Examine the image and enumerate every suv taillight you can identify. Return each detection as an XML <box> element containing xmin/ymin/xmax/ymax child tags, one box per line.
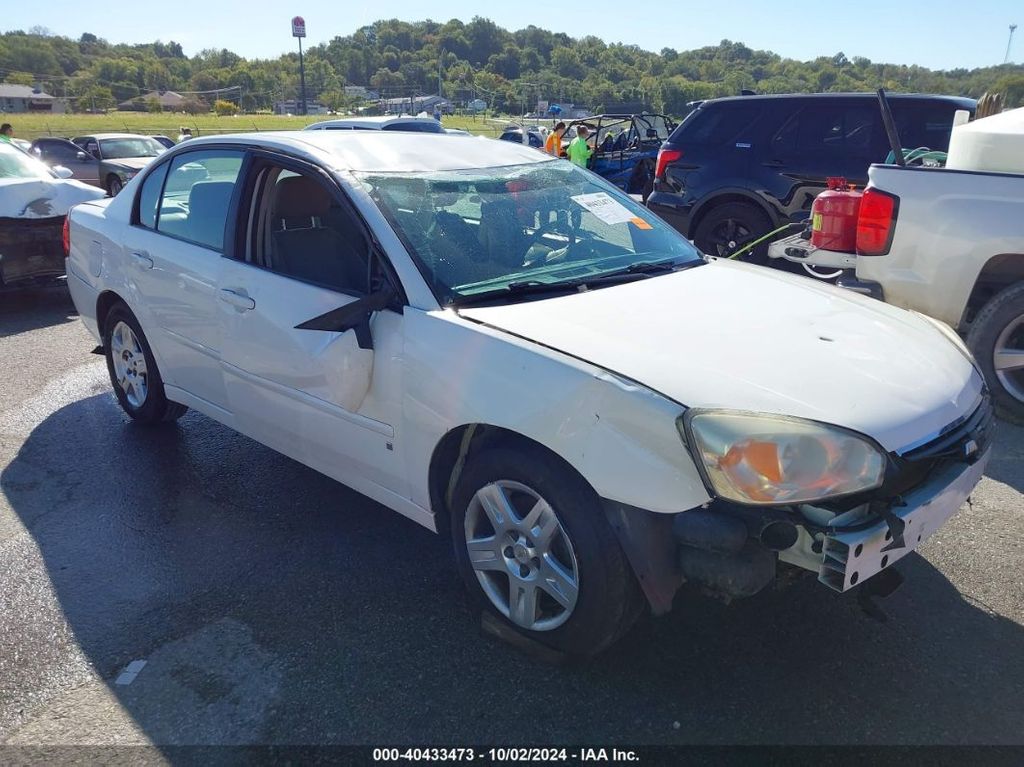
<box><xmin>856</xmin><ymin>188</ymin><xmax>899</xmax><ymax>256</ymax></box>
<box><xmin>62</xmin><ymin>215</ymin><xmax>70</xmax><ymax>257</ymax></box>
<box><xmin>654</xmin><ymin>148</ymin><xmax>682</xmax><ymax>180</ymax></box>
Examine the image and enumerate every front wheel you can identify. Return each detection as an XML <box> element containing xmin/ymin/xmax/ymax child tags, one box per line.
<box><xmin>103</xmin><ymin>303</ymin><xmax>188</xmax><ymax>424</ymax></box>
<box><xmin>451</xmin><ymin>445</ymin><xmax>643</xmax><ymax>657</ymax></box>
<box><xmin>967</xmin><ymin>282</ymin><xmax>1024</xmax><ymax>425</ymax></box>
<box><xmin>107</xmin><ymin>176</ymin><xmax>123</xmax><ymax>196</ymax></box>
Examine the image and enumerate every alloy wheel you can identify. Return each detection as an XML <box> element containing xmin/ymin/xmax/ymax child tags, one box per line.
<box><xmin>110</xmin><ymin>321</ymin><xmax>149</xmax><ymax>408</ymax></box>
<box><xmin>464</xmin><ymin>480</ymin><xmax>580</xmax><ymax>631</ymax></box>
<box><xmin>994</xmin><ymin>312</ymin><xmax>1024</xmax><ymax>404</ymax></box>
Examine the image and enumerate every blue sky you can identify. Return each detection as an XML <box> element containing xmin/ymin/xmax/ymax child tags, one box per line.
<box><xmin>5</xmin><ymin>1</ymin><xmax>1019</xmax><ymax>71</ymax></box>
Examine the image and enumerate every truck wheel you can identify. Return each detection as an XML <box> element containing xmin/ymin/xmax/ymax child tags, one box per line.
<box><xmin>693</xmin><ymin>202</ymin><xmax>773</xmax><ymax>264</ymax></box>
<box><xmin>103</xmin><ymin>302</ymin><xmax>188</xmax><ymax>424</ymax></box>
<box><xmin>450</xmin><ymin>445</ymin><xmax>643</xmax><ymax>657</ymax></box>
<box><xmin>107</xmin><ymin>176</ymin><xmax>123</xmax><ymax>196</ymax></box>
<box><xmin>967</xmin><ymin>282</ymin><xmax>1024</xmax><ymax>425</ymax></box>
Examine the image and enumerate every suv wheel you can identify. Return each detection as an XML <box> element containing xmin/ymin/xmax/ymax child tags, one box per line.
<box><xmin>967</xmin><ymin>282</ymin><xmax>1024</xmax><ymax>425</ymax></box>
<box><xmin>450</xmin><ymin>445</ymin><xmax>644</xmax><ymax>657</ymax></box>
<box><xmin>694</xmin><ymin>202</ymin><xmax>772</xmax><ymax>264</ymax></box>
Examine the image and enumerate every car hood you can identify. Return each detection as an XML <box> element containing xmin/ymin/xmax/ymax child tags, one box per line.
<box><xmin>0</xmin><ymin>178</ymin><xmax>106</xmax><ymax>218</ymax></box>
<box><xmin>458</xmin><ymin>259</ymin><xmax>984</xmax><ymax>452</ymax></box>
<box><xmin>103</xmin><ymin>157</ymin><xmax>154</xmax><ymax>171</ymax></box>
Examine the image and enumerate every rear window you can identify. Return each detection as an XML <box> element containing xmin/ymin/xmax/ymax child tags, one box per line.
<box><xmin>890</xmin><ymin>105</ymin><xmax>961</xmax><ymax>152</ymax></box>
<box><xmin>671</xmin><ymin>103</ymin><xmax>761</xmax><ymax>146</ymax></box>
<box><xmin>383</xmin><ymin>121</ymin><xmax>445</xmax><ymax>133</ymax></box>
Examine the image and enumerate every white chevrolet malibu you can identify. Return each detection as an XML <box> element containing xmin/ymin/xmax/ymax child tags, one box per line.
<box><xmin>66</xmin><ymin>132</ymin><xmax>993</xmax><ymax>656</ymax></box>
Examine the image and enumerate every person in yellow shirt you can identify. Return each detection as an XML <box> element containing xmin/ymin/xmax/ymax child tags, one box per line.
<box><xmin>544</xmin><ymin>122</ymin><xmax>566</xmax><ymax>158</ymax></box>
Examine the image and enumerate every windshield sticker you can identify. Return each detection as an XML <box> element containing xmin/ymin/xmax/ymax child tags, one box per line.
<box><xmin>570</xmin><ymin>192</ymin><xmax>635</xmax><ymax>225</ymax></box>
<box><xmin>630</xmin><ymin>217</ymin><xmax>653</xmax><ymax>230</ymax></box>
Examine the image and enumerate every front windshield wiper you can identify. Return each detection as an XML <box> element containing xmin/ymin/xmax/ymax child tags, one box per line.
<box><xmin>583</xmin><ymin>258</ymin><xmax>702</xmax><ymax>283</ymax></box>
<box><xmin>452</xmin><ymin>279</ymin><xmax>585</xmax><ymax>307</ymax></box>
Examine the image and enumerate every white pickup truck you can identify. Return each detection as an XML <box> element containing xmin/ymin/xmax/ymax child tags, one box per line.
<box><xmin>771</xmin><ymin>108</ymin><xmax>1024</xmax><ymax>424</ymax></box>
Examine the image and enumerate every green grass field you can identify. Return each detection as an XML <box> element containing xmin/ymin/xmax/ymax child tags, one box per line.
<box><xmin>8</xmin><ymin>111</ymin><xmax>513</xmax><ymax>140</ymax></box>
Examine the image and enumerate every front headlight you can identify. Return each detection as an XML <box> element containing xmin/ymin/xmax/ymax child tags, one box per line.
<box><xmin>679</xmin><ymin>411</ymin><xmax>886</xmax><ymax>506</ymax></box>
<box><xmin>912</xmin><ymin>311</ymin><xmax>976</xmax><ymax>366</ymax></box>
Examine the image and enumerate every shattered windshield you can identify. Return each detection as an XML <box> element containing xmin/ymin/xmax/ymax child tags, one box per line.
<box><xmin>358</xmin><ymin>161</ymin><xmax>701</xmax><ymax>304</ymax></box>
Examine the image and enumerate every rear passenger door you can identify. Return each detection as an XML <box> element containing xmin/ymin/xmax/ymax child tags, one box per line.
<box><xmin>120</xmin><ymin>149</ymin><xmax>244</xmax><ymax>415</ymax></box>
<box><xmin>765</xmin><ymin>101</ymin><xmax>885</xmax><ymax>216</ymax></box>
<box><xmin>217</xmin><ymin>153</ymin><xmax>408</xmax><ymax>497</ymax></box>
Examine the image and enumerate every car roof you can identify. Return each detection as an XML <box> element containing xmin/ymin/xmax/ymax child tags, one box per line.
<box><xmin>703</xmin><ymin>92</ymin><xmax>976</xmax><ymax>108</ymax></box>
<box><xmin>166</xmin><ymin>131</ymin><xmax>553</xmax><ymax>173</ymax></box>
<box><xmin>76</xmin><ymin>133</ymin><xmax>155</xmax><ymax>140</ymax></box>
<box><xmin>305</xmin><ymin>115</ymin><xmax>440</xmax><ymax>130</ymax></box>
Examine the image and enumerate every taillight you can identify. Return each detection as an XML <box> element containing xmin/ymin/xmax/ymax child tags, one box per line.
<box><xmin>855</xmin><ymin>188</ymin><xmax>899</xmax><ymax>256</ymax></box>
<box><xmin>62</xmin><ymin>215</ymin><xmax>70</xmax><ymax>257</ymax></box>
<box><xmin>654</xmin><ymin>148</ymin><xmax>682</xmax><ymax>180</ymax></box>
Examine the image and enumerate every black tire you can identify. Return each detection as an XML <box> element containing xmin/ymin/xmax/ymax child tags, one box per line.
<box><xmin>693</xmin><ymin>201</ymin><xmax>773</xmax><ymax>264</ymax></box>
<box><xmin>107</xmin><ymin>175</ymin><xmax>123</xmax><ymax>196</ymax></box>
<box><xmin>103</xmin><ymin>302</ymin><xmax>188</xmax><ymax>424</ymax></box>
<box><xmin>967</xmin><ymin>282</ymin><xmax>1024</xmax><ymax>425</ymax></box>
<box><xmin>450</xmin><ymin>444</ymin><xmax>644</xmax><ymax>657</ymax></box>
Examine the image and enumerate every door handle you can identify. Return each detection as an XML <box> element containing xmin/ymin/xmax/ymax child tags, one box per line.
<box><xmin>131</xmin><ymin>251</ymin><xmax>153</xmax><ymax>269</ymax></box>
<box><xmin>219</xmin><ymin>288</ymin><xmax>256</xmax><ymax>311</ymax></box>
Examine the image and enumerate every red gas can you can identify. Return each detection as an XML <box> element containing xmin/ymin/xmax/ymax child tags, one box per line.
<box><xmin>810</xmin><ymin>177</ymin><xmax>863</xmax><ymax>252</ymax></box>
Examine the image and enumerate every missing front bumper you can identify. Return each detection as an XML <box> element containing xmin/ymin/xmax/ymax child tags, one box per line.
<box><xmin>818</xmin><ymin>450</ymin><xmax>990</xmax><ymax>592</ymax></box>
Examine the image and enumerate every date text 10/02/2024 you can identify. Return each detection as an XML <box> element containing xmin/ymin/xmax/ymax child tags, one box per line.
<box><xmin>373</xmin><ymin>748</ymin><xmax>640</xmax><ymax>762</ymax></box>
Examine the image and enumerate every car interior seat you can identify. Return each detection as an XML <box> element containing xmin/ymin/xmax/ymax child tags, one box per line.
<box><xmin>270</xmin><ymin>175</ymin><xmax>366</xmax><ymax>292</ymax></box>
<box><xmin>182</xmin><ymin>181</ymin><xmax>234</xmax><ymax>249</ymax></box>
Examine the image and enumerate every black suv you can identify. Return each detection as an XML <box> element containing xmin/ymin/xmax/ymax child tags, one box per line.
<box><xmin>647</xmin><ymin>93</ymin><xmax>976</xmax><ymax>258</ymax></box>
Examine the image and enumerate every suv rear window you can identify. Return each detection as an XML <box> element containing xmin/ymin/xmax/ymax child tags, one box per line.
<box><xmin>672</xmin><ymin>104</ymin><xmax>761</xmax><ymax>146</ymax></box>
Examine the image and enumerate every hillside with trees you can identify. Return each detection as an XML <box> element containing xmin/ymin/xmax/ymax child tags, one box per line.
<box><xmin>2</xmin><ymin>19</ymin><xmax>1022</xmax><ymax>116</ymax></box>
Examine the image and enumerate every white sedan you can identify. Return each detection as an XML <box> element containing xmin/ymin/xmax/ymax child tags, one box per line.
<box><xmin>0</xmin><ymin>142</ymin><xmax>105</xmax><ymax>286</ymax></box>
<box><xmin>66</xmin><ymin>132</ymin><xmax>992</xmax><ymax>656</ymax></box>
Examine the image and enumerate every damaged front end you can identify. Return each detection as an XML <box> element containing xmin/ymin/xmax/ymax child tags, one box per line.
<box><xmin>605</xmin><ymin>396</ymin><xmax>995</xmax><ymax>614</ymax></box>
<box><xmin>0</xmin><ymin>216</ymin><xmax>66</xmax><ymax>286</ymax></box>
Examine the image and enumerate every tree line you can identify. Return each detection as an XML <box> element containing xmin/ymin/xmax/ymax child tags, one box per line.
<box><xmin>2</xmin><ymin>19</ymin><xmax>1022</xmax><ymax>116</ymax></box>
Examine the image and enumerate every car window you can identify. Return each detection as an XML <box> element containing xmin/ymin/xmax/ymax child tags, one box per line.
<box><xmin>155</xmin><ymin>151</ymin><xmax>244</xmax><ymax>251</ymax></box>
<box><xmin>891</xmin><ymin>105</ymin><xmax>958</xmax><ymax>152</ymax></box>
<box><xmin>359</xmin><ymin>161</ymin><xmax>700</xmax><ymax>304</ymax></box>
<box><xmin>42</xmin><ymin>141</ymin><xmax>82</xmax><ymax>163</ymax></box>
<box><xmin>673</xmin><ymin>103</ymin><xmax>761</xmax><ymax>146</ymax></box>
<box><xmin>0</xmin><ymin>144</ymin><xmax>54</xmax><ymax>179</ymax></box>
<box><xmin>136</xmin><ymin>162</ymin><xmax>170</xmax><ymax>230</ymax></box>
<box><xmin>773</xmin><ymin>105</ymin><xmax>877</xmax><ymax>155</ymax></box>
<box><xmin>98</xmin><ymin>137</ymin><xmax>163</xmax><ymax>159</ymax></box>
<box><xmin>382</xmin><ymin>121</ymin><xmax>445</xmax><ymax>133</ymax></box>
<box><xmin>243</xmin><ymin>164</ymin><xmax>370</xmax><ymax>295</ymax></box>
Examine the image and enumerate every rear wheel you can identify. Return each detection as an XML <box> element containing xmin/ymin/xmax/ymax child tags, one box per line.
<box><xmin>967</xmin><ymin>283</ymin><xmax>1024</xmax><ymax>425</ymax></box>
<box><xmin>107</xmin><ymin>175</ymin><xmax>123</xmax><ymax>196</ymax></box>
<box><xmin>450</xmin><ymin>445</ymin><xmax>643</xmax><ymax>657</ymax></box>
<box><xmin>103</xmin><ymin>303</ymin><xmax>188</xmax><ymax>424</ymax></box>
<box><xmin>693</xmin><ymin>202</ymin><xmax>773</xmax><ymax>264</ymax></box>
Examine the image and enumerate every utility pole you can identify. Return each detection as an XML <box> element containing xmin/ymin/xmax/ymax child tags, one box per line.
<box><xmin>438</xmin><ymin>48</ymin><xmax>445</xmax><ymax>98</ymax></box>
<box><xmin>292</xmin><ymin>16</ymin><xmax>308</xmax><ymax>115</ymax></box>
<box><xmin>1006</xmin><ymin>24</ymin><xmax>1018</xmax><ymax>65</ymax></box>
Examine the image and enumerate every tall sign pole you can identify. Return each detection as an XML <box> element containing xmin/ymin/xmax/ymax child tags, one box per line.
<box><xmin>292</xmin><ymin>16</ymin><xmax>307</xmax><ymax>115</ymax></box>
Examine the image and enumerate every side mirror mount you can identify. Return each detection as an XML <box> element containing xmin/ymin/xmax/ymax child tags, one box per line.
<box><xmin>53</xmin><ymin>165</ymin><xmax>74</xmax><ymax>179</ymax></box>
<box><xmin>294</xmin><ymin>286</ymin><xmax>394</xmax><ymax>350</ymax></box>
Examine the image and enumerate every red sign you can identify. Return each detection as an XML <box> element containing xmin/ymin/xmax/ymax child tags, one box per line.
<box><xmin>291</xmin><ymin>16</ymin><xmax>306</xmax><ymax>38</ymax></box>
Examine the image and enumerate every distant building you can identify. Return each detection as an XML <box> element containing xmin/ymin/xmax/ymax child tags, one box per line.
<box><xmin>344</xmin><ymin>86</ymin><xmax>379</xmax><ymax>100</ymax></box>
<box><xmin>0</xmin><ymin>84</ymin><xmax>57</xmax><ymax>113</ymax></box>
<box><xmin>379</xmin><ymin>94</ymin><xmax>452</xmax><ymax>115</ymax></box>
<box><xmin>118</xmin><ymin>90</ymin><xmax>188</xmax><ymax>112</ymax></box>
<box><xmin>467</xmin><ymin>98</ymin><xmax>487</xmax><ymax>113</ymax></box>
<box><xmin>273</xmin><ymin>99</ymin><xmax>331</xmax><ymax>115</ymax></box>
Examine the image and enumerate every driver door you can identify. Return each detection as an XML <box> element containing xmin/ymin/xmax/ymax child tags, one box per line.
<box><xmin>217</xmin><ymin>154</ymin><xmax>408</xmax><ymax>497</ymax></box>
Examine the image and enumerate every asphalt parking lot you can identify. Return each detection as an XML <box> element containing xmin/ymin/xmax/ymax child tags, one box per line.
<box><xmin>1</xmin><ymin>283</ymin><xmax>1023</xmax><ymax>747</ymax></box>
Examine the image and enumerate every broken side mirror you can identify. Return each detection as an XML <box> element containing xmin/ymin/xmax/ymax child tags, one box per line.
<box><xmin>293</xmin><ymin>285</ymin><xmax>395</xmax><ymax>350</ymax></box>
